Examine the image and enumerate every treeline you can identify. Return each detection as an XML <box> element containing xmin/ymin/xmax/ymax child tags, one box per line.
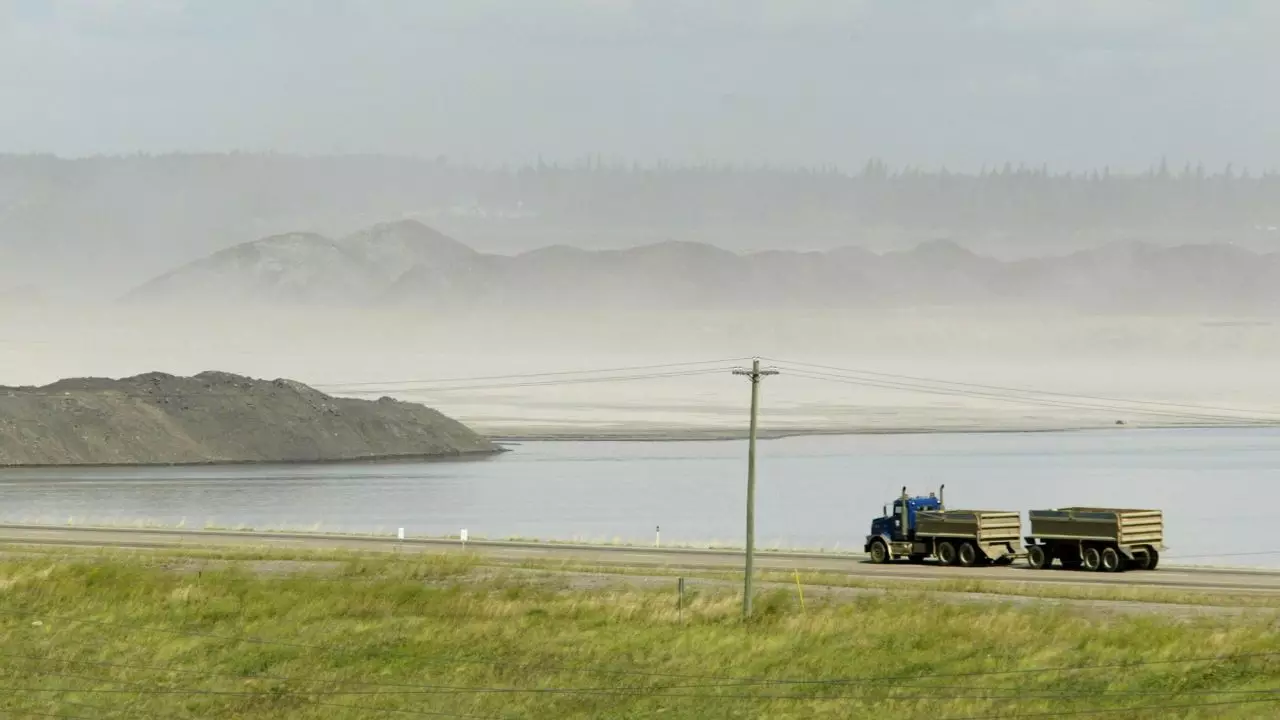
<box><xmin>2</xmin><ymin>152</ymin><xmax>1278</xmax><ymax>235</ymax></box>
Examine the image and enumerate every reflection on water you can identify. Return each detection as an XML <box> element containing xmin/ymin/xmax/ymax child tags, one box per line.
<box><xmin>2</xmin><ymin>428</ymin><xmax>1278</xmax><ymax>567</ymax></box>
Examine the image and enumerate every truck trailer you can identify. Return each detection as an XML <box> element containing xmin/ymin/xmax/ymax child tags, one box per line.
<box><xmin>1023</xmin><ymin>507</ymin><xmax>1164</xmax><ymax>572</ymax></box>
<box><xmin>865</xmin><ymin>486</ymin><xmax>1022</xmax><ymax>566</ymax></box>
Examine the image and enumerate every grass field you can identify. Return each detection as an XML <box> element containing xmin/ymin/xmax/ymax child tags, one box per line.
<box><xmin>1</xmin><ymin>547</ymin><xmax>1279</xmax><ymax>719</ymax></box>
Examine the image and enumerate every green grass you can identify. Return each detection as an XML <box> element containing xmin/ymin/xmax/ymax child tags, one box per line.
<box><xmin>6</xmin><ymin>542</ymin><xmax>1280</xmax><ymax>610</ymax></box>
<box><xmin>1</xmin><ymin>550</ymin><xmax>1279</xmax><ymax>719</ymax></box>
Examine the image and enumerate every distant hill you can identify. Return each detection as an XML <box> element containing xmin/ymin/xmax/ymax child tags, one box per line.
<box><xmin>123</xmin><ymin>220</ymin><xmax>1280</xmax><ymax>313</ymax></box>
<box><xmin>0</xmin><ymin>371</ymin><xmax>499</xmax><ymax>466</ymax></box>
<box><xmin>5</xmin><ymin>153</ymin><xmax>1279</xmax><ymax>299</ymax></box>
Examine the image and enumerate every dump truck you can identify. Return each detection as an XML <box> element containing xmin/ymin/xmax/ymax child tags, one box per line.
<box><xmin>1024</xmin><ymin>507</ymin><xmax>1164</xmax><ymax>572</ymax></box>
<box><xmin>864</xmin><ymin>485</ymin><xmax>1022</xmax><ymax>566</ymax></box>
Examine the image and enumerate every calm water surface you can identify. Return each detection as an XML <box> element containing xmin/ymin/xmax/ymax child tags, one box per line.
<box><xmin>1</xmin><ymin>428</ymin><xmax>1277</xmax><ymax>567</ymax></box>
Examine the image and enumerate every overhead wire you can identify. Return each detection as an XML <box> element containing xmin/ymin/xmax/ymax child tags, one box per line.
<box><xmin>313</xmin><ymin>358</ymin><xmax>753</xmax><ymax>389</ymax></box>
<box><xmin>9</xmin><ymin>662</ymin><xmax>1280</xmax><ymax>716</ymax></box>
<box><xmin>330</xmin><ymin>367</ymin><xmax>736</xmax><ymax>395</ymax></box>
<box><xmin>937</xmin><ymin>696</ymin><xmax>1280</xmax><ymax>720</ymax></box>
<box><xmin>778</xmin><ymin>367</ymin><xmax>1278</xmax><ymax>426</ymax></box>
<box><xmin>764</xmin><ymin>356</ymin><xmax>1280</xmax><ymax>419</ymax></box>
<box><xmin>2</xmin><ymin>610</ymin><xmax>1277</xmax><ymax>689</ymax></box>
<box><xmin>10</xmin><ymin>367</ymin><xmax>738</xmax><ymax>401</ymax></box>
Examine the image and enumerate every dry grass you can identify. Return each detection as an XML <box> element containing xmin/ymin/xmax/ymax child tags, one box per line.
<box><xmin>1</xmin><ymin>548</ymin><xmax>1279</xmax><ymax>719</ymax></box>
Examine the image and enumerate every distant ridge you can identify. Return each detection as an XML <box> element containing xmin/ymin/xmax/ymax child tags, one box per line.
<box><xmin>124</xmin><ymin>220</ymin><xmax>1280</xmax><ymax>313</ymax></box>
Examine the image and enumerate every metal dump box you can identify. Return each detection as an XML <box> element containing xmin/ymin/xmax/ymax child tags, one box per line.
<box><xmin>1024</xmin><ymin>507</ymin><xmax>1164</xmax><ymax>572</ymax></box>
<box><xmin>917</xmin><ymin>509</ymin><xmax>1022</xmax><ymax>560</ymax></box>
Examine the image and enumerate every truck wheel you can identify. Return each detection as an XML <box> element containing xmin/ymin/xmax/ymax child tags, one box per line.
<box><xmin>1027</xmin><ymin>545</ymin><xmax>1049</xmax><ymax>569</ymax></box>
<box><xmin>1134</xmin><ymin>547</ymin><xmax>1159</xmax><ymax>570</ymax></box>
<box><xmin>957</xmin><ymin>542</ymin><xmax>979</xmax><ymax>568</ymax></box>
<box><xmin>1082</xmin><ymin>547</ymin><xmax>1102</xmax><ymax>572</ymax></box>
<box><xmin>1100</xmin><ymin>547</ymin><xmax>1123</xmax><ymax>572</ymax></box>
<box><xmin>938</xmin><ymin>541</ymin><xmax>958</xmax><ymax>566</ymax></box>
<box><xmin>869</xmin><ymin>540</ymin><xmax>891</xmax><ymax>564</ymax></box>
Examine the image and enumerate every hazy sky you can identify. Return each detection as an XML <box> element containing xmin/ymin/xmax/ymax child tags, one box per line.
<box><xmin>2</xmin><ymin>0</ymin><xmax>1278</xmax><ymax>171</ymax></box>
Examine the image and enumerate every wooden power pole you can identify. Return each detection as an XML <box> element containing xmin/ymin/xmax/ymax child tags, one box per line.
<box><xmin>733</xmin><ymin>358</ymin><xmax>777</xmax><ymax>619</ymax></box>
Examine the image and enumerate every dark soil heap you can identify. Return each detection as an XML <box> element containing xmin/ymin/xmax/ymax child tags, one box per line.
<box><xmin>0</xmin><ymin>371</ymin><xmax>499</xmax><ymax>466</ymax></box>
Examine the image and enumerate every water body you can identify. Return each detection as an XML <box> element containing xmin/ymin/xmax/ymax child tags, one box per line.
<box><xmin>1</xmin><ymin>428</ymin><xmax>1277</xmax><ymax>568</ymax></box>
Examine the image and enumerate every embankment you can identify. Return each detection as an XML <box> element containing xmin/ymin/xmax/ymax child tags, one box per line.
<box><xmin>0</xmin><ymin>371</ymin><xmax>500</xmax><ymax>466</ymax></box>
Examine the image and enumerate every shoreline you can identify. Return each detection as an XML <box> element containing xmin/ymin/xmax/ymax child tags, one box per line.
<box><xmin>2</xmin><ymin>421</ymin><xmax>1273</xmax><ymax>468</ymax></box>
<box><xmin>482</xmin><ymin>419</ymin><xmax>1272</xmax><ymax>443</ymax></box>
<box><xmin>0</xmin><ymin>447</ymin><xmax>506</xmax><ymax>470</ymax></box>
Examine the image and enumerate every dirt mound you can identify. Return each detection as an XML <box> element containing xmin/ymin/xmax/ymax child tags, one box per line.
<box><xmin>0</xmin><ymin>372</ymin><xmax>500</xmax><ymax>466</ymax></box>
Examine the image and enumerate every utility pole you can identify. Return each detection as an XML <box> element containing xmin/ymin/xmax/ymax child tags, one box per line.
<box><xmin>732</xmin><ymin>358</ymin><xmax>777</xmax><ymax>619</ymax></box>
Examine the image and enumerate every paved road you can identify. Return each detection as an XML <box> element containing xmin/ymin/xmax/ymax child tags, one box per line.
<box><xmin>2</xmin><ymin>524</ymin><xmax>1278</xmax><ymax>594</ymax></box>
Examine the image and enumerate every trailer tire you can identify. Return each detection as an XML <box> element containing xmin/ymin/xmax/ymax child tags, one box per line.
<box><xmin>957</xmin><ymin>542</ymin><xmax>979</xmax><ymax>568</ymax></box>
<box><xmin>1134</xmin><ymin>547</ymin><xmax>1160</xmax><ymax>570</ymax></box>
<box><xmin>938</xmin><ymin>541</ymin><xmax>958</xmax><ymax>566</ymax></box>
<box><xmin>1100</xmin><ymin>547</ymin><xmax>1123</xmax><ymax>572</ymax></box>
<box><xmin>1027</xmin><ymin>545</ymin><xmax>1049</xmax><ymax>570</ymax></box>
<box><xmin>1082</xmin><ymin>546</ymin><xmax>1103</xmax><ymax>572</ymax></box>
<box><xmin>869</xmin><ymin>540</ymin><xmax>891</xmax><ymax>564</ymax></box>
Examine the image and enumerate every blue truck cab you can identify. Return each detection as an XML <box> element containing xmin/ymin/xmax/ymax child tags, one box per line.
<box><xmin>867</xmin><ymin>487</ymin><xmax>943</xmax><ymax>547</ymax></box>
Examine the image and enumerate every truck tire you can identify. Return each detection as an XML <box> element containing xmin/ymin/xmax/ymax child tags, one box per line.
<box><xmin>938</xmin><ymin>541</ymin><xmax>958</xmax><ymax>566</ymax></box>
<box><xmin>1027</xmin><ymin>544</ymin><xmax>1049</xmax><ymax>569</ymax></box>
<box><xmin>1100</xmin><ymin>547</ymin><xmax>1123</xmax><ymax>572</ymax></box>
<box><xmin>957</xmin><ymin>542</ymin><xmax>979</xmax><ymax>568</ymax></box>
<box><xmin>869</xmin><ymin>539</ymin><xmax>891</xmax><ymax>564</ymax></box>
<box><xmin>1082</xmin><ymin>546</ymin><xmax>1103</xmax><ymax>572</ymax></box>
<box><xmin>1134</xmin><ymin>547</ymin><xmax>1159</xmax><ymax>570</ymax></box>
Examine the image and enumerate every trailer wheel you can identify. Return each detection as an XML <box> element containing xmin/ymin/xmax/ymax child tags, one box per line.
<box><xmin>1081</xmin><ymin>546</ymin><xmax>1103</xmax><ymax>572</ymax></box>
<box><xmin>1027</xmin><ymin>545</ymin><xmax>1049</xmax><ymax>569</ymax></box>
<box><xmin>957</xmin><ymin>542</ymin><xmax>979</xmax><ymax>568</ymax></box>
<box><xmin>1100</xmin><ymin>547</ymin><xmax>1123</xmax><ymax>572</ymax></box>
<box><xmin>1134</xmin><ymin>547</ymin><xmax>1160</xmax><ymax>570</ymax></box>
<box><xmin>938</xmin><ymin>541</ymin><xmax>958</xmax><ymax>566</ymax></box>
<box><xmin>869</xmin><ymin>540</ymin><xmax>891</xmax><ymax>564</ymax></box>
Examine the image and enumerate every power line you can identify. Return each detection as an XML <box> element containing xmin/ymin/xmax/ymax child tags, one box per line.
<box><xmin>6</xmin><ymin>671</ymin><xmax>506</xmax><ymax>720</ymax></box>
<box><xmin>17</xmin><ymin>650</ymin><xmax>1269</xmax><ymax>700</ymax></box>
<box><xmin>765</xmin><ymin>357</ymin><xmax>1280</xmax><ymax>419</ymax></box>
<box><xmin>14</xmin><ymin>662</ymin><xmax>1280</xmax><ymax>703</ymax></box>
<box><xmin>6</xmin><ymin>368</ymin><xmax>734</xmax><ymax>401</ymax></box>
<box><xmin>781</xmin><ymin>368</ymin><xmax>1278</xmax><ymax>426</ymax></box>
<box><xmin>939</xmin><ymin>696</ymin><xmax>1280</xmax><ymax>720</ymax></box>
<box><xmin>3</xmin><ymin>611</ymin><xmax>1277</xmax><ymax>688</ymax></box>
<box><xmin>0</xmin><ymin>702</ymin><xmax>104</xmax><ymax>720</ymax></box>
<box><xmin>332</xmin><ymin>367</ymin><xmax>734</xmax><ymax>395</ymax></box>
<box><xmin>313</xmin><ymin>358</ymin><xmax>752</xmax><ymax>389</ymax></box>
